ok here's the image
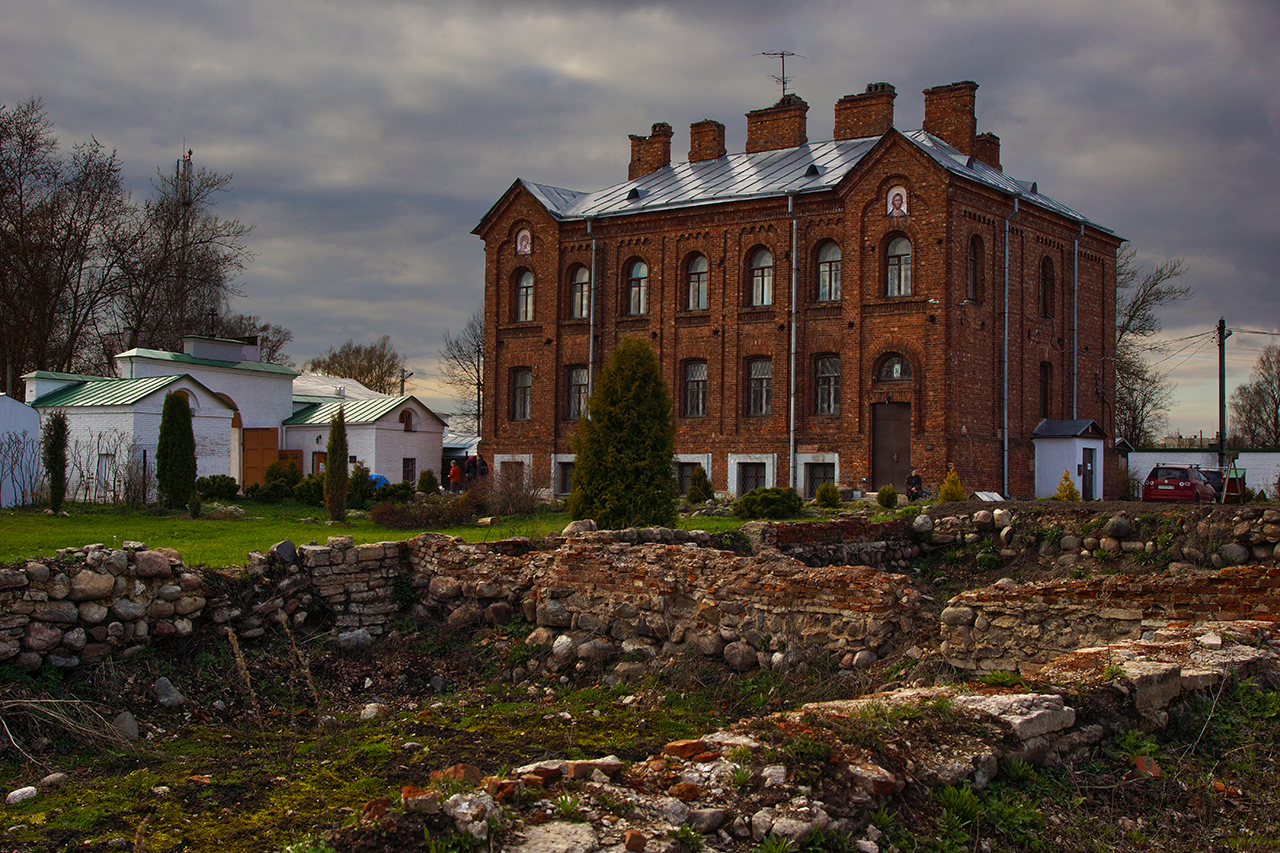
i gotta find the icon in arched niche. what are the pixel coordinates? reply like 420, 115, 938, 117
886, 186, 908, 218
515, 229, 532, 256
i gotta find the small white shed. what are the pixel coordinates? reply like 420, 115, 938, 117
282, 396, 445, 485
0, 393, 42, 507
1031, 419, 1107, 500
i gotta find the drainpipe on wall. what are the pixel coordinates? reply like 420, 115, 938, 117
1003, 195, 1020, 498
788, 193, 798, 491
587, 217, 597, 394
1072, 222, 1083, 418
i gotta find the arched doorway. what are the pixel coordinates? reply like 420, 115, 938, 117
870, 354, 913, 491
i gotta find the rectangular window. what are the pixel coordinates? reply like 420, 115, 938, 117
499, 460, 525, 486
748, 359, 772, 417
512, 368, 533, 421
517, 273, 534, 322
815, 356, 840, 415
557, 461, 575, 495
818, 260, 840, 301
739, 462, 767, 494
688, 268, 707, 310
629, 273, 648, 315
752, 266, 773, 306
566, 366, 589, 420
96, 453, 115, 497
677, 462, 697, 495
402, 458, 416, 484
682, 361, 707, 418
806, 463, 835, 499
570, 269, 590, 319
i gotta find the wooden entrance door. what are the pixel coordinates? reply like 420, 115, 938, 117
242, 428, 278, 487
1081, 447, 1096, 500
871, 402, 911, 492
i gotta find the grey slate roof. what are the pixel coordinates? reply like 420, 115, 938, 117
1031, 419, 1107, 439
518, 129, 1111, 232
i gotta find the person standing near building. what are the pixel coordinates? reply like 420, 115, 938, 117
449, 460, 463, 494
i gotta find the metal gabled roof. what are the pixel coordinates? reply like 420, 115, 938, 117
31, 375, 203, 409
519, 128, 1111, 233
22, 369, 112, 383
115, 347, 299, 376
281, 396, 444, 427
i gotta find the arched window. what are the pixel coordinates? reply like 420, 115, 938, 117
967, 235, 984, 302
875, 354, 912, 382
816, 242, 841, 302
399, 410, 415, 432
627, 260, 649, 315
1040, 257, 1055, 318
815, 355, 840, 415
686, 254, 708, 311
515, 270, 534, 322
886, 237, 912, 296
568, 265, 590, 320
749, 248, 773, 306
747, 358, 772, 416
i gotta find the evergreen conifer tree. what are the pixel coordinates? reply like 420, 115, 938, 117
938, 467, 967, 503
325, 405, 348, 522
1052, 469, 1082, 501
41, 411, 68, 512
156, 391, 196, 509
568, 337, 677, 528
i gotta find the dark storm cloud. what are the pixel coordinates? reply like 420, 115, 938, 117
2, 0, 1275, 430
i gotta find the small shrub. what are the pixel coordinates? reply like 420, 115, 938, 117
369, 495, 473, 530
348, 463, 377, 508
196, 474, 240, 501
248, 478, 294, 504
937, 468, 967, 502
264, 460, 303, 488
814, 481, 840, 508
188, 492, 203, 519
294, 474, 325, 507
467, 473, 542, 516
733, 486, 802, 519
1052, 469, 1081, 501
976, 670, 1022, 687
669, 825, 704, 851
417, 469, 440, 494
876, 485, 898, 509
686, 464, 714, 504
374, 481, 415, 504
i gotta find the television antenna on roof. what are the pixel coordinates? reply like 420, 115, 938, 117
759, 50, 805, 97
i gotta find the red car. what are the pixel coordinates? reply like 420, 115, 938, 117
1141, 465, 1217, 503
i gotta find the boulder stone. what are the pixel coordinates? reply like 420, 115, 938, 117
134, 550, 173, 578
24, 621, 63, 652
1104, 516, 1133, 540
724, 641, 758, 672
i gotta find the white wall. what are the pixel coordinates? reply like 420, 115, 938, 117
0, 394, 41, 507
118, 356, 294, 430
283, 402, 444, 484
1034, 438, 1105, 499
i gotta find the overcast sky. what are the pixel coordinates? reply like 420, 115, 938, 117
4, 0, 1277, 438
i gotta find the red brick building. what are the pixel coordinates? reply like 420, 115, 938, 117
473, 81, 1124, 500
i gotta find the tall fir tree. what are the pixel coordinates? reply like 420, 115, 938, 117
41, 411, 68, 512
568, 337, 677, 528
156, 391, 196, 509
324, 405, 348, 522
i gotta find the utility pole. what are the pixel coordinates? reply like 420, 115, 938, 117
475, 339, 483, 438
1219, 316, 1231, 469
399, 367, 413, 396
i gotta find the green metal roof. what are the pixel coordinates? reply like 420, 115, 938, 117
31, 375, 189, 408
116, 347, 299, 376
282, 396, 442, 427
22, 369, 114, 382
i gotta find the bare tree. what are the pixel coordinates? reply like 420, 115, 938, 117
1112, 245, 1192, 445
0, 98, 132, 393
98, 152, 253, 364
1229, 344, 1280, 448
303, 335, 406, 395
439, 308, 484, 434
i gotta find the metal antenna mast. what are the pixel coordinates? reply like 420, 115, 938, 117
759, 50, 804, 97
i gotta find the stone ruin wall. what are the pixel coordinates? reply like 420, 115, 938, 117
941, 565, 1280, 673
1, 519, 923, 674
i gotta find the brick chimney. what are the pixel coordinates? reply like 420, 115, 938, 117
834, 83, 897, 140
628, 122, 673, 180
745, 94, 809, 154
689, 119, 726, 162
973, 131, 1001, 172
922, 80, 979, 155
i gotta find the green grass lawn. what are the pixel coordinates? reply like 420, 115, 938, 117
0, 501, 746, 568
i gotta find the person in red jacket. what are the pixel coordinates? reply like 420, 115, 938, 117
448, 460, 463, 494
